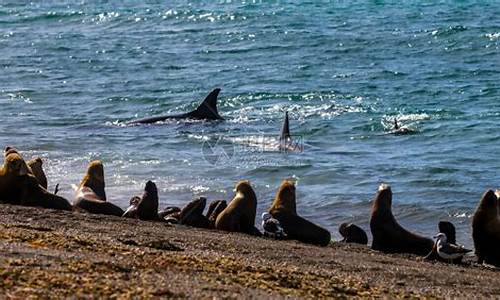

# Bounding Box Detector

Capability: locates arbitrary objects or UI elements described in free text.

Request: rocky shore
[0,204,499,298]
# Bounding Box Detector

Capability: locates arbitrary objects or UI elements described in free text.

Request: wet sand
[0,204,498,298]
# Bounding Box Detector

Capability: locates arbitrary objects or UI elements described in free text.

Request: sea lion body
[339,223,368,245]
[215,181,260,235]
[123,181,159,220]
[472,190,500,266]
[269,180,331,247]
[0,149,71,210]
[73,161,124,217]
[370,184,433,256]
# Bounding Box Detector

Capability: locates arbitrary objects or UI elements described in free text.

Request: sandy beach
[0,204,498,298]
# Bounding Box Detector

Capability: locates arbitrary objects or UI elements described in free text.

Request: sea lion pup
[472,190,500,266]
[370,184,433,256]
[206,200,227,228]
[339,223,368,245]
[0,151,72,210]
[73,160,124,217]
[215,181,261,236]
[268,180,331,246]
[123,181,159,220]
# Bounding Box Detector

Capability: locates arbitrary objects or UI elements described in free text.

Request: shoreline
[1,204,499,298]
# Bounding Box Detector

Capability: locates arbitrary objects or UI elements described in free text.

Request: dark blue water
[1,1,499,247]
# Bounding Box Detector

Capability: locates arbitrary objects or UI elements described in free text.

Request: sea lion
[339,223,368,245]
[472,190,500,266]
[370,184,433,256]
[27,157,48,189]
[206,200,227,228]
[128,88,223,124]
[178,197,210,228]
[4,147,50,190]
[268,180,331,246]
[158,206,181,223]
[0,151,72,210]
[215,181,261,236]
[0,151,30,204]
[123,181,159,220]
[73,161,124,217]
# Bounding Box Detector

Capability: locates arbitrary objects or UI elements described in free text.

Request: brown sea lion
[370,184,433,256]
[123,181,159,220]
[206,200,227,228]
[0,151,72,210]
[27,157,48,189]
[269,180,331,246]
[215,181,261,236]
[73,160,124,217]
[339,223,368,245]
[472,190,500,266]
[0,151,30,204]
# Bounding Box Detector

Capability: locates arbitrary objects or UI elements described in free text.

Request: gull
[262,212,286,239]
[434,233,472,263]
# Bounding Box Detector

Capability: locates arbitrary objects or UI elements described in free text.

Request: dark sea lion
[129,88,223,124]
[472,190,500,266]
[158,206,181,224]
[269,180,331,246]
[339,223,368,245]
[178,197,210,228]
[0,151,71,210]
[206,200,227,228]
[215,181,261,236]
[123,181,159,220]
[73,161,124,217]
[27,157,48,189]
[370,184,433,256]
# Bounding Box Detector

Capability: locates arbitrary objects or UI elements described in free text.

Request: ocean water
[1,0,499,248]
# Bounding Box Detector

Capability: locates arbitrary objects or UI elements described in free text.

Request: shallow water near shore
[1,1,499,247]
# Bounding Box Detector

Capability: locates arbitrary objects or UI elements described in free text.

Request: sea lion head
[4,153,29,176]
[271,179,297,215]
[4,146,20,158]
[144,180,157,195]
[234,180,256,199]
[80,160,106,200]
[339,222,349,237]
[374,183,392,211]
[477,190,498,216]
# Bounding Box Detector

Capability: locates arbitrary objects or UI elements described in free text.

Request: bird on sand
[262,212,286,239]
[433,233,472,263]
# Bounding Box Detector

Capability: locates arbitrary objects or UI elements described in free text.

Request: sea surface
[1,0,499,247]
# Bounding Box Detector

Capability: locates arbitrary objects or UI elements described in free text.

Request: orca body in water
[128,88,223,124]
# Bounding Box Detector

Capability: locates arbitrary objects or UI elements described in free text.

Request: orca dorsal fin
[187,88,223,120]
[279,111,291,141]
